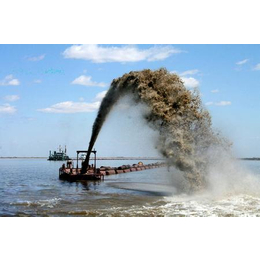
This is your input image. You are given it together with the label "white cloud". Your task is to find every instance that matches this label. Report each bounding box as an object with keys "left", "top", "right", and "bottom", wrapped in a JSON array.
[
  {"left": 38, "top": 101, "right": 100, "bottom": 114},
  {"left": 216, "top": 101, "right": 231, "bottom": 106},
  {"left": 181, "top": 77, "right": 199, "bottom": 88},
  {"left": 63, "top": 44, "right": 182, "bottom": 63},
  {"left": 180, "top": 69, "right": 199, "bottom": 76},
  {"left": 38, "top": 90, "right": 109, "bottom": 114},
  {"left": 0, "top": 103, "right": 16, "bottom": 114},
  {"left": 95, "top": 90, "right": 107, "bottom": 101},
  {"left": 206, "top": 101, "right": 231, "bottom": 106},
  {"left": 27, "top": 54, "right": 45, "bottom": 61},
  {"left": 173, "top": 70, "right": 200, "bottom": 88},
  {"left": 34, "top": 79, "right": 42, "bottom": 84},
  {"left": 236, "top": 59, "right": 249, "bottom": 65},
  {"left": 253, "top": 63, "right": 260, "bottom": 71},
  {"left": 211, "top": 89, "right": 219, "bottom": 93},
  {"left": 72, "top": 75, "right": 107, "bottom": 87},
  {"left": 0, "top": 75, "right": 20, "bottom": 86},
  {"left": 4, "top": 95, "right": 20, "bottom": 102}
]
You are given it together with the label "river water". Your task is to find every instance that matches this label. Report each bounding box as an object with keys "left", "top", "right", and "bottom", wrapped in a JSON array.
[{"left": 1, "top": 158, "right": 260, "bottom": 217}]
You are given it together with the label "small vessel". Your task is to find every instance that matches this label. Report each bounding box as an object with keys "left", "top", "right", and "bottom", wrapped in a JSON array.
[
  {"left": 48, "top": 145, "right": 70, "bottom": 161},
  {"left": 59, "top": 150, "right": 102, "bottom": 181}
]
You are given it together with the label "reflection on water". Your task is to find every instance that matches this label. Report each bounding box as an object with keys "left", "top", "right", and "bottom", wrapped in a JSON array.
[{"left": 1, "top": 159, "right": 260, "bottom": 216}]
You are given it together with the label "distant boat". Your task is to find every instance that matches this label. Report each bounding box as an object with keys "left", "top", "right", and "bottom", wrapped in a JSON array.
[{"left": 48, "top": 145, "right": 70, "bottom": 161}]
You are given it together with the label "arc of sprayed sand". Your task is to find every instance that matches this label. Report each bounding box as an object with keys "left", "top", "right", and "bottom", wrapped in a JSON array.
[{"left": 81, "top": 68, "right": 225, "bottom": 191}]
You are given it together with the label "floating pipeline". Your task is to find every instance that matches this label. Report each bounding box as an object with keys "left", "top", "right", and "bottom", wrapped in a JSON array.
[{"left": 59, "top": 162, "right": 166, "bottom": 182}]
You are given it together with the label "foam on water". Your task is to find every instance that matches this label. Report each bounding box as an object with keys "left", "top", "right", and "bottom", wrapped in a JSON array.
[
  {"left": 65, "top": 194, "right": 260, "bottom": 217},
  {"left": 160, "top": 193, "right": 260, "bottom": 217},
  {"left": 11, "top": 198, "right": 62, "bottom": 208}
]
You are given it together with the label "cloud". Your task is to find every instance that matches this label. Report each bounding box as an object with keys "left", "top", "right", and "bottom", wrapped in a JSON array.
[
  {"left": 172, "top": 70, "right": 200, "bottom": 88},
  {"left": 95, "top": 90, "right": 107, "bottom": 101},
  {"left": 63, "top": 44, "right": 182, "bottom": 63},
  {"left": 181, "top": 77, "right": 199, "bottom": 88},
  {"left": 216, "top": 101, "right": 231, "bottom": 106},
  {"left": 38, "top": 101, "right": 100, "bottom": 114},
  {"left": 211, "top": 89, "right": 219, "bottom": 93},
  {"left": 180, "top": 69, "right": 199, "bottom": 76},
  {"left": 0, "top": 75, "right": 20, "bottom": 86},
  {"left": 253, "top": 63, "right": 260, "bottom": 71},
  {"left": 27, "top": 54, "right": 45, "bottom": 61},
  {"left": 34, "top": 79, "right": 42, "bottom": 84},
  {"left": 72, "top": 75, "right": 107, "bottom": 87},
  {"left": 206, "top": 101, "right": 231, "bottom": 106},
  {"left": 0, "top": 103, "right": 16, "bottom": 114},
  {"left": 4, "top": 95, "right": 20, "bottom": 102},
  {"left": 236, "top": 59, "right": 249, "bottom": 65},
  {"left": 38, "top": 90, "right": 109, "bottom": 114}
]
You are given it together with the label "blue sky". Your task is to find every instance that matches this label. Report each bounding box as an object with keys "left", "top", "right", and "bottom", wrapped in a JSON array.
[{"left": 0, "top": 44, "right": 260, "bottom": 157}]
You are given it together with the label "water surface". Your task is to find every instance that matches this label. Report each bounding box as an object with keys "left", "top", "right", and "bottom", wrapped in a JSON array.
[{"left": 1, "top": 159, "right": 260, "bottom": 217}]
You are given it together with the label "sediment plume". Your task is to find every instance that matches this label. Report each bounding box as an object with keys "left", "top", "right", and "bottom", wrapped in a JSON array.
[{"left": 82, "top": 68, "right": 228, "bottom": 191}]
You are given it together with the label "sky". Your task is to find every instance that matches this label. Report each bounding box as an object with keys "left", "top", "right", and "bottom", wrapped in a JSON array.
[{"left": 0, "top": 44, "right": 260, "bottom": 157}]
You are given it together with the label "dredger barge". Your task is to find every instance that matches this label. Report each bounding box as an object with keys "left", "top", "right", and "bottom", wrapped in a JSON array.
[{"left": 59, "top": 150, "right": 166, "bottom": 182}]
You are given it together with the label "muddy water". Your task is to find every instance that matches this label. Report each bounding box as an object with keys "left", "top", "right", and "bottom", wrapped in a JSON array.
[{"left": 1, "top": 159, "right": 260, "bottom": 217}]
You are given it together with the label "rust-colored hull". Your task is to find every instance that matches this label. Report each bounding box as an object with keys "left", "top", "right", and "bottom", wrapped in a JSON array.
[{"left": 59, "top": 172, "right": 103, "bottom": 181}]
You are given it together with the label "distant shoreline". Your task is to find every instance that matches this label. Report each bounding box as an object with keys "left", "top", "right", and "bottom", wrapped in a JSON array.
[
  {"left": 239, "top": 158, "right": 260, "bottom": 161},
  {"left": 0, "top": 157, "right": 164, "bottom": 160},
  {"left": 0, "top": 157, "right": 259, "bottom": 161},
  {"left": 0, "top": 157, "right": 48, "bottom": 159}
]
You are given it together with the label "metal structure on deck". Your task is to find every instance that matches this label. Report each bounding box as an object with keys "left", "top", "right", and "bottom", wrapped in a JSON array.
[
  {"left": 76, "top": 150, "right": 97, "bottom": 173},
  {"left": 59, "top": 149, "right": 102, "bottom": 181}
]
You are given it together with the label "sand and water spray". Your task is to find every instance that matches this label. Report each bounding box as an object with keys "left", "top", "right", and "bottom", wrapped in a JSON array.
[{"left": 82, "top": 68, "right": 260, "bottom": 195}]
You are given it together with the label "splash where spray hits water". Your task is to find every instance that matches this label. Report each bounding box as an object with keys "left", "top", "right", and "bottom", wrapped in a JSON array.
[{"left": 82, "top": 68, "right": 229, "bottom": 191}]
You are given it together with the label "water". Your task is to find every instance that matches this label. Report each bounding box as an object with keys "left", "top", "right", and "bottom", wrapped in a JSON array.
[{"left": 1, "top": 159, "right": 260, "bottom": 217}]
